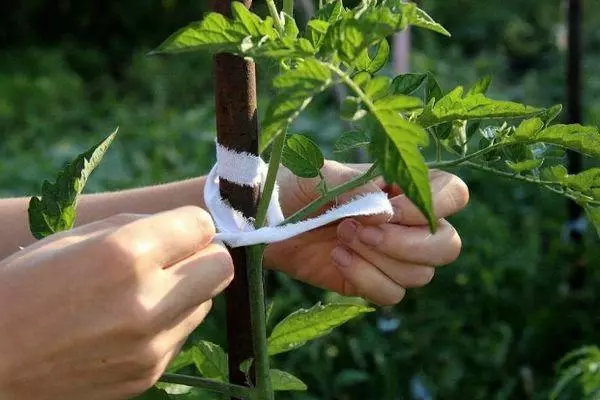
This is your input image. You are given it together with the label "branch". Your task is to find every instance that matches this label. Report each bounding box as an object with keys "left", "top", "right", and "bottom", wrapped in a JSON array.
[{"left": 159, "top": 373, "right": 254, "bottom": 399}]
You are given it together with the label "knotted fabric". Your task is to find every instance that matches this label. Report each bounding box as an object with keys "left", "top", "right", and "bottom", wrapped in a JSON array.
[{"left": 204, "top": 143, "right": 394, "bottom": 248}]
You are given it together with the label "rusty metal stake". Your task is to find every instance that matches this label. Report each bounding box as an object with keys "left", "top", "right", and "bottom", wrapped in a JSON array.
[{"left": 211, "top": 0, "right": 260, "bottom": 395}]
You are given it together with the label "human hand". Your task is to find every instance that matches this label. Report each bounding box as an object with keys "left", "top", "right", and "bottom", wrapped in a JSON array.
[
  {"left": 264, "top": 161, "right": 469, "bottom": 305},
  {"left": 0, "top": 207, "right": 233, "bottom": 400}
]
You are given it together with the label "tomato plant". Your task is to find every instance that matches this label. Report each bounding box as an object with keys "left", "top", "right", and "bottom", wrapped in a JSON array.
[{"left": 27, "top": 1, "right": 600, "bottom": 399}]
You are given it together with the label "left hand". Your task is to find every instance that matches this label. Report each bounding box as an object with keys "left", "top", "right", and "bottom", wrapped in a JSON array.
[{"left": 264, "top": 161, "right": 469, "bottom": 305}]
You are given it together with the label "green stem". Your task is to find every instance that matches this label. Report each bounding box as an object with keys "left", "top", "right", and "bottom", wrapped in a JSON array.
[
  {"left": 159, "top": 373, "right": 253, "bottom": 399},
  {"left": 426, "top": 143, "right": 504, "bottom": 169},
  {"left": 266, "top": 0, "right": 285, "bottom": 34},
  {"left": 247, "top": 245, "right": 274, "bottom": 400},
  {"left": 255, "top": 131, "right": 287, "bottom": 229},
  {"left": 282, "top": 163, "right": 380, "bottom": 225},
  {"left": 283, "top": 0, "right": 294, "bottom": 15}
]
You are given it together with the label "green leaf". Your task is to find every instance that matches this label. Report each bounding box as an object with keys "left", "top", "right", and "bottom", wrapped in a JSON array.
[
  {"left": 539, "top": 104, "right": 563, "bottom": 126},
  {"left": 167, "top": 348, "right": 194, "bottom": 373},
  {"left": 192, "top": 341, "right": 228, "bottom": 382},
  {"left": 510, "top": 121, "right": 600, "bottom": 158},
  {"left": 506, "top": 159, "right": 544, "bottom": 173},
  {"left": 425, "top": 72, "right": 443, "bottom": 103},
  {"left": 260, "top": 58, "right": 333, "bottom": 152},
  {"left": 466, "top": 75, "right": 492, "bottom": 96},
  {"left": 373, "top": 94, "right": 423, "bottom": 112},
  {"left": 355, "top": 40, "right": 390, "bottom": 74},
  {"left": 410, "top": 6, "right": 451, "bottom": 37},
  {"left": 352, "top": 71, "right": 372, "bottom": 89},
  {"left": 390, "top": 73, "right": 427, "bottom": 95},
  {"left": 151, "top": 2, "right": 313, "bottom": 60},
  {"left": 271, "top": 369, "right": 308, "bottom": 391},
  {"left": 28, "top": 130, "right": 116, "bottom": 239},
  {"left": 340, "top": 97, "right": 366, "bottom": 121},
  {"left": 333, "top": 131, "right": 371, "bottom": 153},
  {"left": 418, "top": 86, "right": 542, "bottom": 128},
  {"left": 132, "top": 387, "right": 172, "bottom": 400},
  {"left": 584, "top": 206, "right": 600, "bottom": 238},
  {"left": 283, "top": 12, "right": 299, "bottom": 39},
  {"left": 367, "top": 98, "right": 435, "bottom": 229},
  {"left": 267, "top": 303, "right": 374, "bottom": 356},
  {"left": 281, "top": 134, "right": 325, "bottom": 178},
  {"left": 365, "top": 76, "right": 392, "bottom": 100}
]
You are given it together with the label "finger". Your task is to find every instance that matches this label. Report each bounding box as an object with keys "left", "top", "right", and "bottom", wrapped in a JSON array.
[
  {"left": 5, "top": 213, "right": 148, "bottom": 265},
  {"left": 330, "top": 245, "right": 406, "bottom": 306},
  {"left": 160, "top": 301, "right": 213, "bottom": 350},
  {"left": 160, "top": 243, "right": 234, "bottom": 315},
  {"left": 389, "top": 171, "right": 469, "bottom": 225},
  {"left": 338, "top": 218, "right": 462, "bottom": 266},
  {"left": 96, "top": 206, "right": 216, "bottom": 271}
]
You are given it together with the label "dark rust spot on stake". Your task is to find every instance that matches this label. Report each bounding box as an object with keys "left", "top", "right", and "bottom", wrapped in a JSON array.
[{"left": 211, "top": 0, "right": 260, "bottom": 395}]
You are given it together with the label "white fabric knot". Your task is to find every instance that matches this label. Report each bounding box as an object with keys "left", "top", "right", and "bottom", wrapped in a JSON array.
[{"left": 204, "top": 144, "right": 393, "bottom": 248}]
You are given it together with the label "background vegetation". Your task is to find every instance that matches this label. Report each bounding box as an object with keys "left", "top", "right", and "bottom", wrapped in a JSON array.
[{"left": 2, "top": 1, "right": 600, "bottom": 398}]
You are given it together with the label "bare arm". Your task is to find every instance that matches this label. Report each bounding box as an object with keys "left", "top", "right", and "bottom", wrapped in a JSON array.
[{"left": 0, "top": 176, "right": 207, "bottom": 260}]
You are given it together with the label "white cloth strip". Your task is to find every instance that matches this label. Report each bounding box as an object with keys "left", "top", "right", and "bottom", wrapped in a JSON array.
[
  {"left": 204, "top": 151, "right": 393, "bottom": 248},
  {"left": 216, "top": 143, "right": 264, "bottom": 186}
]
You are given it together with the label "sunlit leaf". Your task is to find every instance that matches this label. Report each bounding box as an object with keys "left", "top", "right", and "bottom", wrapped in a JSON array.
[
  {"left": 267, "top": 303, "right": 374, "bottom": 356},
  {"left": 281, "top": 134, "right": 325, "bottom": 178},
  {"left": 466, "top": 75, "right": 492, "bottom": 96},
  {"left": 271, "top": 369, "right": 308, "bottom": 391},
  {"left": 419, "top": 86, "right": 542, "bottom": 128},
  {"left": 510, "top": 122, "right": 600, "bottom": 158},
  {"left": 260, "top": 58, "right": 333, "bottom": 152},
  {"left": 192, "top": 341, "right": 228, "bottom": 382},
  {"left": 28, "top": 130, "right": 116, "bottom": 239},
  {"left": 506, "top": 159, "right": 544, "bottom": 173},
  {"left": 167, "top": 348, "right": 194, "bottom": 373}
]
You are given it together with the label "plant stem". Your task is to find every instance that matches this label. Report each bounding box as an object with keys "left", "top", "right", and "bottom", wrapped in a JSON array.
[
  {"left": 426, "top": 143, "right": 503, "bottom": 169},
  {"left": 246, "top": 245, "right": 274, "bottom": 400},
  {"left": 282, "top": 163, "right": 380, "bottom": 225},
  {"left": 266, "top": 0, "right": 285, "bottom": 34},
  {"left": 255, "top": 131, "right": 287, "bottom": 228},
  {"left": 283, "top": 0, "right": 294, "bottom": 15},
  {"left": 160, "top": 373, "right": 254, "bottom": 399}
]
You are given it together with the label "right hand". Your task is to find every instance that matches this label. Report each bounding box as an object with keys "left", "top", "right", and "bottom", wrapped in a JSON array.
[{"left": 0, "top": 206, "right": 233, "bottom": 400}]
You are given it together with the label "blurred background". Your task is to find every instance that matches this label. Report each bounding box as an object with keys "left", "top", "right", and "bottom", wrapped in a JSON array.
[{"left": 2, "top": 0, "right": 600, "bottom": 399}]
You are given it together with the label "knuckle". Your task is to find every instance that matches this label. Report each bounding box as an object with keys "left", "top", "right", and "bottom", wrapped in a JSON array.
[
  {"left": 177, "top": 206, "right": 216, "bottom": 238},
  {"left": 97, "top": 233, "right": 138, "bottom": 267}
]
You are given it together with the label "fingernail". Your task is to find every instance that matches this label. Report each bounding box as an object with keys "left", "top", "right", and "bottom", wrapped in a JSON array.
[
  {"left": 359, "top": 226, "right": 384, "bottom": 247},
  {"left": 331, "top": 246, "right": 353, "bottom": 268},
  {"left": 338, "top": 220, "right": 359, "bottom": 244}
]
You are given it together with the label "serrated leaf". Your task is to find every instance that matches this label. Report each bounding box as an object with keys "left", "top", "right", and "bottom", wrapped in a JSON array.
[
  {"left": 192, "top": 341, "right": 228, "bottom": 382},
  {"left": 365, "top": 76, "right": 392, "bottom": 100},
  {"left": 373, "top": 94, "right": 423, "bottom": 111},
  {"left": 132, "top": 387, "right": 172, "bottom": 400},
  {"left": 506, "top": 159, "right": 544, "bottom": 172},
  {"left": 391, "top": 73, "right": 427, "bottom": 95},
  {"left": 167, "top": 348, "right": 194, "bottom": 373},
  {"left": 28, "top": 131, "right": 116, "bottom": 239},
  {"left": 260, "top": 58, "right": 333, "bottom": 152},
  {"left": 151, "top": 2, "right": 312, "bottom": 60},
  {"left": 425, "top": 72, "right": 443, "bottom": 103},
  {"left": 333, "top": 131, "right": 371, "bottom": 153},
  {"left": 368, "top": 101, "right": 435, "bottom": 230},
  {"left": 510, "top": 122, "right": 600, "bottom": 158},
  {"left": 355, "top": 40, "right": 390, "bottom": 74},
  {"left": 418, "top": 86, "right": 542, "bottom": 128},
  {"left": 352, "top": 71, "right": 371, "bottom": 89},
  {"left": 540, "top": 104, "right": 563, "bottom": 126},
  {"left": 466, "top": 75, "right": 492, "bottom": 96},
  {"left": 271, "top": 369, "right": 308, "bottom": 391},
  {"left": 267, "top": 303, "right": 374, "bottom": 356},
  {"left": 281, "top": 134, "right": 325, "bottom": 178},
  {"left": 283, "top": 12, "right": 299, "bottom": 39}
]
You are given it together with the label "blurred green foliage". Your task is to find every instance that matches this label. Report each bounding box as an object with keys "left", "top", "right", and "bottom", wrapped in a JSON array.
[{"left": 2, "top": 0, "right": 600, "bottom": 399}]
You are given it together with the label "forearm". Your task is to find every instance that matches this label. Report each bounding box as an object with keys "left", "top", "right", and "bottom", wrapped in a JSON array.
[{"left": 0, "top": 176, "right": 207, "bottom": 259}]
